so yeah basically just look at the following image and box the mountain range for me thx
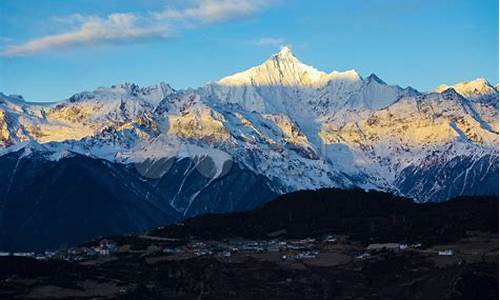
[0,47,498,250]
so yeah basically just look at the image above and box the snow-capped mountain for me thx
[203,47,418,115]
[435,78,498,106]
[0,47,498,249]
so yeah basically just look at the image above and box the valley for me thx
[0,189,497,299]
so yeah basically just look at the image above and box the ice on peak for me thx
[327,69,361,82]
[67,81,175,106]
[272,46,297,61]
[278,46,293,54]
[100,82,174,95]
[434,78,497,99]
[217,47,361,88]
[469,77,490,85]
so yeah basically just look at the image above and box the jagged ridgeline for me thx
[0,48,498,250]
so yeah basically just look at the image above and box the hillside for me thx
[0,188,497,299]
[151,188,498,245]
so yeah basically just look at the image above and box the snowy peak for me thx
[208,48,417,114]
[0,47,497,205]
[217,47,360,88]
[68,82,175,106]
[434,78,498,101]
[272,46,300,63]
[439,87,464,99]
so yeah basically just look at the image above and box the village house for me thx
[35,254,46,260]
[13,252,35,257]
[410,243,422,249]
[324,235,337,243]
[438,249,454,256]
[98,248,110,256]
[94,239,118,256]
[356,253,371,259]
[295,251,319,259]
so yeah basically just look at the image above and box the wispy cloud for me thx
[1,0,273,56]
[2,13,168,56]
[255,37,285,47]
[155,0,269,23]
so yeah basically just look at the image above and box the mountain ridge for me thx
[0,48,498,218]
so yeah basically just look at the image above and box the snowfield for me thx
[0,47,498,203]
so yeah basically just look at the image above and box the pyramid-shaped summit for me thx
[270,46,300,62]
[218,47,360,88]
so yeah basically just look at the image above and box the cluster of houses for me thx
[64,239,119,258]
[283,250,320,261]
[0,239,120,261]
[356,242,419,259]
[355,242,454,259]
[0,251,36,257]
[162,237,331,260]
[0,250,58,260]
[0,235,456,262]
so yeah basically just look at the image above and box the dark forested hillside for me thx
[152,188,498,245]
[0,188,497,299]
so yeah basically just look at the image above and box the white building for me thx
[438,250,454,256]
[13,252,35,257]
[99,248,110,256]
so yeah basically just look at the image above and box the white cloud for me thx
[1,0,273,56]
[155,0,268,23]
[255,37,285,47]
[2,13,168,56]
[52,13,96,25]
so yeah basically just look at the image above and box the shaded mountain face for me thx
[0,48,498,250]
[0,150,276,251]
[0,151,176,251]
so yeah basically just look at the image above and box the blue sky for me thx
[0,0,498,102]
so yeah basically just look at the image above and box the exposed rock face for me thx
[0,48,497,250]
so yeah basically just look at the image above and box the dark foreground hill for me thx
[151,188,498,245]
[0,151,276,251]
[0,188,497,299]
